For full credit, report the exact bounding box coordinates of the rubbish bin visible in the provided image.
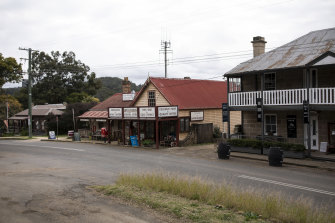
[73,132,81,141]
[217,142,230,159]
[268,147,283,166]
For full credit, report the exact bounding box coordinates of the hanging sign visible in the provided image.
[222,103,228,122]
[191,111,204,121]
[303,100,309,124]
[158,106,178,117]
[256,98,262,122]
[109,108,122,119]
[139,107,155,118]
[80,119,89,122]
[124,107,138,119]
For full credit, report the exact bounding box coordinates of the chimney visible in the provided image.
[122,77,131,94]
[251,36,266,57]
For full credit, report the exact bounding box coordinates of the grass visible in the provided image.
[93,172,335,223]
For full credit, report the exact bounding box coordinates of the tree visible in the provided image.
[0,94,23,131]
[30,51,101,104]
[0,53,22,90]
[65,92,100,104]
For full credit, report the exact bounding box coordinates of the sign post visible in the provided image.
[256,98,262,122]
[222,103,228,122]
[303,100,309,124]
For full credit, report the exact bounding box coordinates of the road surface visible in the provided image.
[1,140,334,222]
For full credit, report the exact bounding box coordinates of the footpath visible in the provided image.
[1,136,335,171]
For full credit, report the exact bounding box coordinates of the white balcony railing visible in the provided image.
[229,88,335,106]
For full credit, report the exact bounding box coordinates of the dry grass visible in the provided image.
[95,172,335,223]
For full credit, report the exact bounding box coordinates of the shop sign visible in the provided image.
[96,119,106,122]
[123,93,135,101]
[80,119,89,122]
[139,107,155,118]
[303,100,309,124]
[109,108,122,119]
[256,98,262,122]
[158,106,178,117]
[222,103,228,122]
[124,107,138,119]
[191,111,204,121]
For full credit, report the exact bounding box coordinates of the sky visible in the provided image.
[1,0,335,87]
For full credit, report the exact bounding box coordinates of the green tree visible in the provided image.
[30,51,101,104]
[0,53,22,90]
[65,92,100,104]
[0,94,23,131]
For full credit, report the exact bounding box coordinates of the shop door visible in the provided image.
[310,115,319,150]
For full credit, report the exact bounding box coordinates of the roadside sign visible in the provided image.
[256,98,262,122]
[303,100,309,124]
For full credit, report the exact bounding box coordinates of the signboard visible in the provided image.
[123,93,135,101]
[222,103,228,122]
[158,106,178,118]
[96,119,106,122]
[191,111,204,121]
[320,142,327,153]
[287,115,297,138]
[48,131,56,139]
[124,107,138,119]
[109,108,122,119]
[80,119,89,122]
[139,107,155,118]
[256,98,262,122]
[303,100,309,124]
[130,135,139,147]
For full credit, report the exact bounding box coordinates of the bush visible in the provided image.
[227,138,305,152]
[142,139,154,146]
[213,126,221,138]
[20,128,28,136]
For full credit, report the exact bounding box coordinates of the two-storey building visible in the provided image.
[224,28,335,153]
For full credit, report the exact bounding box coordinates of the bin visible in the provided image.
[218,142,230,159]
[268,147,283,166]
[73,132,81,141]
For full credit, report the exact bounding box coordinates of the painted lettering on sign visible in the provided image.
[158,106,178,117]
[191,111,204,121]
[139,107,155,118]
[109,108,122,119]
[124,108,138,119]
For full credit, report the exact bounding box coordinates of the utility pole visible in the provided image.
[159,41,172,78]
[19,47,37,139]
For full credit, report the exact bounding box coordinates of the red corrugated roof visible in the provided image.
[135,77,227,109]
[90,93,133,111]
[78,111,108,118]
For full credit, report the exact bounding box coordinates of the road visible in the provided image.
[0,140,334,222]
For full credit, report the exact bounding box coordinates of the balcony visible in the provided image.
[229,88,335,106]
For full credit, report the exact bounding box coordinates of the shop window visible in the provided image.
[264,73,276,90]
[180,117,190,132]
[265,114,277,135]
[148,91,156,106]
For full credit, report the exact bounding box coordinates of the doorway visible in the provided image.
[310,115,319,150]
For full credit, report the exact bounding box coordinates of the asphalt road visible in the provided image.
[1,140,335,222]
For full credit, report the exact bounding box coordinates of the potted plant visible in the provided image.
[142,139,155,147]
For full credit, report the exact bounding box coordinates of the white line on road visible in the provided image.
[0,142,84,152]
[238,175,335,196]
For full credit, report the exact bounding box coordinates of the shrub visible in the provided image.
[142,139,154,146]
[227,138,305,152]
[213,126,221,138]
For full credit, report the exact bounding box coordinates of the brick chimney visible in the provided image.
[251,36,266,57]
[122,77,131,94]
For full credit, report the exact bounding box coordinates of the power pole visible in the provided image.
[19,47,37,139]
[159,41,172,78]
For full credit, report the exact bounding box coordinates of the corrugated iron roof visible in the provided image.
[32,104,66,110]
[78,111,108,119]
[226,27,335,75]
[90,93,134,111]
[14,108,64,116]
[134,77,227,109]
